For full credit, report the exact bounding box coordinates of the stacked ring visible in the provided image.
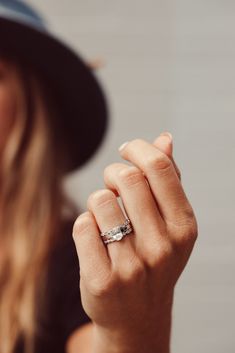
[100,218,133,245]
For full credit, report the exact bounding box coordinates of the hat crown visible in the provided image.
[0,0,47,30]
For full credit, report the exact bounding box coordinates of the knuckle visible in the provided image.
[184,204,196,220]
[155,241,173,265]
[87,189,116,209]
[143,240,173,268]
[116,258,146,283]
[172,204,196,228]
[182,218,198,244]
[145,153,172,173]
[174,217,198,247]
[88,274,117,298]
[117,166,144,188]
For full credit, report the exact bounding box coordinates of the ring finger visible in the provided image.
[87,189,136,268]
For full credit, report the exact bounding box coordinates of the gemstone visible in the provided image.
[113,231,123,241]
[120,225,127,232]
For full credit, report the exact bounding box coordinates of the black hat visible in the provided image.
[0,0,109,172]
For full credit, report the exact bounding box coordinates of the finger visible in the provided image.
[153,132,173,157]
[153,132,181,181]
[118,138,191,226]
[104,163,166,253]
[72,211,111,283]
[152,132,181,181]
[86,189,136,268]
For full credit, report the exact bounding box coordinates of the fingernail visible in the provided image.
[118,141,129,152]
[160,131,173,142]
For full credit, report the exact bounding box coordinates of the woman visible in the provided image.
[0,1,198,353]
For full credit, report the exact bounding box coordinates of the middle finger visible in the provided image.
[104,163,166,253]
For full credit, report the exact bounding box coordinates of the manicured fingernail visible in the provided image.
[160,131,173,142]
[118,141,129,152]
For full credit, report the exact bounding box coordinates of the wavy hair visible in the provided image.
[0,55,77,353]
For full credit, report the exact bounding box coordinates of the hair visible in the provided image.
[0,54,78,353]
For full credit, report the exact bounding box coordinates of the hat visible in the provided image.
[0,0,109,172]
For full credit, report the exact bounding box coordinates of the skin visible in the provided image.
[71,132,198,353]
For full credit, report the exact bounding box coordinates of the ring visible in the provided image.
[100,218,133,245]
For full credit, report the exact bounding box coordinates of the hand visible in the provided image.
[72,132,198,353]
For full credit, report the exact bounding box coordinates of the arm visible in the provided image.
[91,305,172,353]
[66,310,171,353]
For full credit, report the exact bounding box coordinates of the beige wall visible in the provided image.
[28,1,235,352]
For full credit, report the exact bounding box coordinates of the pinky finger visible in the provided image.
[72,211,111,283]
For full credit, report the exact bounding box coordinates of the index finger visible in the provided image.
[152,132,181,181]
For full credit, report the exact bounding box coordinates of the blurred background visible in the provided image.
[28,1,235,352]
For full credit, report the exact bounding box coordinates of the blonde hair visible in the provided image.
[0,55,77,353]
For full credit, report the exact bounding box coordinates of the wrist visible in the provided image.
[92,300,172,353]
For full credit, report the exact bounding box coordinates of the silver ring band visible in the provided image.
[100,218,133,245]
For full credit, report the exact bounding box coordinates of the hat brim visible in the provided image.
[0,17,109,172]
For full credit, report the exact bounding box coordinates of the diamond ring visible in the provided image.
[100,218,133,245]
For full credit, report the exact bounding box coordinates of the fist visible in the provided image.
[72,133,198,340]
